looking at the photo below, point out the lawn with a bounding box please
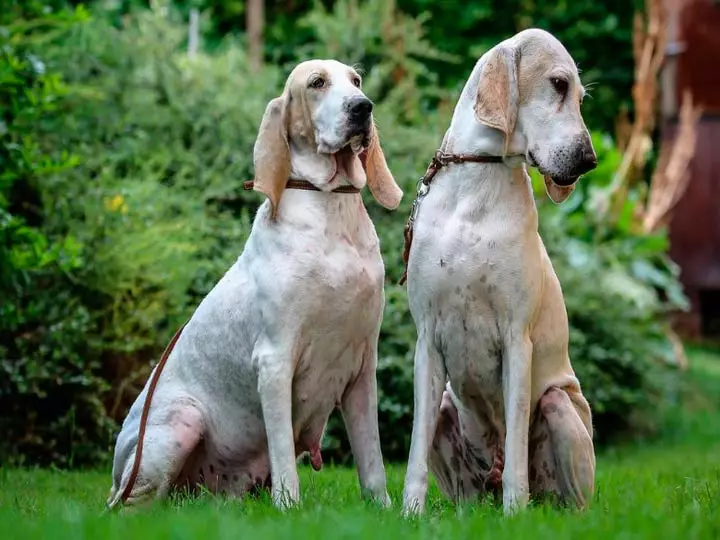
[2,347,719,540]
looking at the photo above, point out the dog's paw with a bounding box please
[272,484,300,511]
[360,486,391,509]
[502,490,529,516]
[377,491,392,509]
[401,495,424,518]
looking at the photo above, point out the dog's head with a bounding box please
[252,59,402,218]
[473,28,597,203]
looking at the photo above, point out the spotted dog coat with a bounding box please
[401,29,597,516]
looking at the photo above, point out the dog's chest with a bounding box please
[411,189,541,425]
[302,232,384,321]
[289,233,384,433]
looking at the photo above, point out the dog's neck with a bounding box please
[429,59,537,217]
[288,136,365,191]
[259,136,369,239]
[288,137,337,185]
[260,186,373,251]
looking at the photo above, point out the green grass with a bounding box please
[2,346,720,539]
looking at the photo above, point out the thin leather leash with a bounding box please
[399,150,504,285]
[118,179,359,504]
[119,321,187,504]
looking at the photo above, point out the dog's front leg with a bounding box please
[502,332,533,514]
[402,335,446,516]
[341,342,390,507]
[256,343,299,509]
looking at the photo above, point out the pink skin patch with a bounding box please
[296,434,324,471]
[309,444,323,471]
[486,446,504,491]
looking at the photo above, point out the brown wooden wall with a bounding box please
[665,0,720,337]
[677,0,720,114]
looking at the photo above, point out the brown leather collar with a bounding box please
[243,179,361,194]
[399,150,504,285]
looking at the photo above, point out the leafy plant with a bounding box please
[0,4,112,466]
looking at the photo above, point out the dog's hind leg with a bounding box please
[529,386,594,508]
[428,386,499,503]
[107,396,204,509]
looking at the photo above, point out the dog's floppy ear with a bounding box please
[253,96,291,219]
[474,45,519,155]
[544,176,576,204]
[362,121,403,210]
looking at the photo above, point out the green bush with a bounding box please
[0,4,113,466]
[36,9,285,433]
[0,3,685,467]
[53,0,639,133]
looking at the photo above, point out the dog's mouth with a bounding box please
[348,126,371,151]
[545,174,579,187]
[528,151,580,187]
[320,130,369,154]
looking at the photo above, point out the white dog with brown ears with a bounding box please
[401,29,597,515]
[107,59,402,510]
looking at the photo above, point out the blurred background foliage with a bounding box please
[0,0,686,467]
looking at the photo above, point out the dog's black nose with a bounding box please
[572,138,598,176]
[347,96,373,120]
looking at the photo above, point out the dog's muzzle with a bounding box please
[347,95,373,123]
[529,138,597,187]
[346,95,373,144]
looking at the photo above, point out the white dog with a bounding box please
[401,29,597,515]
[107,59,402,510]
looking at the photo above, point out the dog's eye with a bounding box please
[352,76,361,88]
[551,77,569,96]
[309,77,326,89]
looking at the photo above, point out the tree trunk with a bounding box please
[247,0,264,72]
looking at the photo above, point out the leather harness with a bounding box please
[399,150,504,284]
[119,322,187,504]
